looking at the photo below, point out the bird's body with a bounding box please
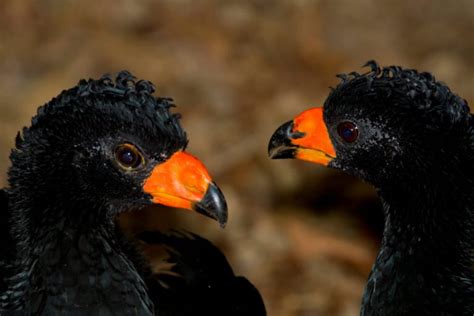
[141,231,266,316]
[269,61,473,315]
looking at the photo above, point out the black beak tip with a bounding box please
[268,120,297,159]
[193,182,228,228]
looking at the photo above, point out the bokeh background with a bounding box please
[0,1,473,315]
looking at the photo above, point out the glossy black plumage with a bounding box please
[0,189,13,294]
[331,63,474,315]
[270,61,473,315]
[0,72,265,315]
[139,231,266,316]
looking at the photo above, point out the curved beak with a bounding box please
[268,107,336,166]
[143,151,227,227]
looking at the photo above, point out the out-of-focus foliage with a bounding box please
[0,1,472,315]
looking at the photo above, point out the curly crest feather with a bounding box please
[328,60,471,130]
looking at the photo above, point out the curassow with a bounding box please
[269,61,473,315]
[0,71,265,315]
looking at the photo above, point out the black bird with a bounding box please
[0,72,265,315]
[269,61,473,315]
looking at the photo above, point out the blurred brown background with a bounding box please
[0,1,473,315]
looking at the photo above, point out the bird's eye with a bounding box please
[337,121,359,143]
[115,143,144,170]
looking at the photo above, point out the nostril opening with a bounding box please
[290,130,305,139]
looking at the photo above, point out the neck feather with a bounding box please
[4,194,154,314]
[361,179,474,315]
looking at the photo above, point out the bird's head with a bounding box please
[9,71,227,227]
[269,61,472,189]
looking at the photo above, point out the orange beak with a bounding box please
[268,107,336,165]
[143,151,227,226]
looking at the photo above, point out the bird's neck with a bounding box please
[6,201,154,314]
[361,182,474,315]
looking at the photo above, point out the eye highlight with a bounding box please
[115,143,145,170]
[337,121,359,143]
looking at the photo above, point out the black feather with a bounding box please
[1,71,264,315]
[137,231,266,316]
[322,62,474,315]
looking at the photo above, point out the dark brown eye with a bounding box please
[115,144,144,170]
[337,121,359,143]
